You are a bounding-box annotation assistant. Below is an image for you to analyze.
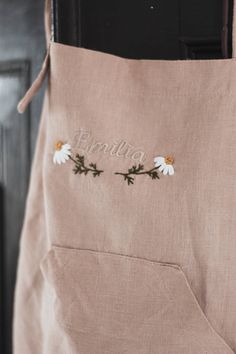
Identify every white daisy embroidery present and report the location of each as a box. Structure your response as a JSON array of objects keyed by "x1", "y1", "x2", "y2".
[
  {"x1": 154, "y1": 156, "x2": 175, "y2": 176},
  {"x1": 53, "y1": 141, "x2": 71, "y2": 165}
]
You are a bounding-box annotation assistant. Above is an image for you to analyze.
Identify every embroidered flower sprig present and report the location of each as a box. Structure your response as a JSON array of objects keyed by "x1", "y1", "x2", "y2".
[
  {"x1": 70, "y1": 154, "x2": 104, "y2": 177},
  {"x1": 53, "y1": 141, "x2": 104, "y2": 178},
  {"x1": 115, "y1": 155, "x2": 175, "y2": 185},
  {"x1": 115, "y1": 163, "x2": 160, "y2": 185}
]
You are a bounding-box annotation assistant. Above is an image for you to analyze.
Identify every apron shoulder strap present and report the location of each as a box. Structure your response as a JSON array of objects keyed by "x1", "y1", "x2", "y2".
[
  {"x1": 45, "y1": 0, "x2": 52, "y2": 48},
  {"x1": 232, "y1": 0, "x2": 236, "y2": 58},
  {"x1": 17, "y1": 0, "x2": 51, "y2": 114}
]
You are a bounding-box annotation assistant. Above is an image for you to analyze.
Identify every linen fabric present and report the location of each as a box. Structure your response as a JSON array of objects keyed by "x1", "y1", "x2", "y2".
[{"x1": 13, "y1": 3, "x2": 236, "y2": 353}]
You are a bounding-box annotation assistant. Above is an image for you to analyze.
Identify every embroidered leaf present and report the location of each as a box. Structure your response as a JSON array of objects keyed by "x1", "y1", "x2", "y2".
[
  {"x1": 93, "y1": 170, "x2": 102, "y2": 177},
  {"x1": 136, "y1": 164, "x2": 144, "y2": 172},
  {"x1": 70, "y1": 154, "x2": 104, "y2": 178},
  {"x1": 127, "y1": 176, "x2": 134, "y2": 185},
  {"x1": 128, "y1": 164, "x2": 144, "y2": 174},
  {"x1": 148, "y1": 171, "x2": 160, "y2": 180},
  {"x1": 75, "y1": 154, "x2": 84, "y2": 165},
  {"x1": 89, "y1": 163, "x2": 97, "y2": 169}
]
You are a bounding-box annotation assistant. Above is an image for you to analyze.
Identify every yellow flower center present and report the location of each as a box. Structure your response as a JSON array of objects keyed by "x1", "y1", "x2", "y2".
[
  {"x1": 55, "y1": 141, "x2": 64, "y2": 151},
  {"x1": 165, "y1": 156, "x2": 174, "y2": 165}
]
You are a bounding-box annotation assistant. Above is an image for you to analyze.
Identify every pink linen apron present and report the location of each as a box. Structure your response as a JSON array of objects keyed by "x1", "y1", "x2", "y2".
[{"x1": 13, "y1": 1, "x2": 236, "y2": 353}]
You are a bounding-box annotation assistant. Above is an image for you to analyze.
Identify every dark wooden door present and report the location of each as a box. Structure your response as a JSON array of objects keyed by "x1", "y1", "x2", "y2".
[
  {"x1": 53, "y1": 0, "x2": 233, "y2": 59},
  {"x1": 0, "y1": 1, "x2": 45, "y2": 354}
]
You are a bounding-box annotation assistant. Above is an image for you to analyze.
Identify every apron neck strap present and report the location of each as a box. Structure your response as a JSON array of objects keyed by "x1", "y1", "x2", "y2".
[
  {"x1": 44, "y1": 0, "x2": 52, "y2": 47},
  {"x1": 232, "y1": 0, "x2": 236, "y2": 57}
]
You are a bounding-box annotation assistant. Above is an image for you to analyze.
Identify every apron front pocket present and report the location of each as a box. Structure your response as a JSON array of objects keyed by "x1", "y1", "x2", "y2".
[{"x1": 40, "y1": 246, "x2": 234, "y2": 354}]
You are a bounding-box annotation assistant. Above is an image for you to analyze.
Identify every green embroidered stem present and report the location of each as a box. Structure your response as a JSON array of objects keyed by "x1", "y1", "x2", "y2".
[
  {"x1": 69, "y1": 154, "x2": 104, "y2": 177},
  {"x1": 115, "y1": 164, "x2": 160, "y2": 185}
]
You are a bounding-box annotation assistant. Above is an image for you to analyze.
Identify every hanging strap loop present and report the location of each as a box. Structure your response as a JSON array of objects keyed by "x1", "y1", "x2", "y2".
[
  {"x1": 17, "y1": 0, "x2": 52, "y2": 114},
  {"x1": 17, "y1": 47, "x2": 50, "y2": 114}
]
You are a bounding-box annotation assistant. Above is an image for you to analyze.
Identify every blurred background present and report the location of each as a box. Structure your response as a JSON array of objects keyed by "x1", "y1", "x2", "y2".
[
  {"x1": 0, "y1": 1, "x2": 45, "y2": 353},
  {"x1": 0, "y1": 0, "x2": 233, "y2": 353}
]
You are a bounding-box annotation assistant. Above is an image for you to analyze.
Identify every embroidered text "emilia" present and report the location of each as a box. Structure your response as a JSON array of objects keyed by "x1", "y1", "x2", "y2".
[{"x1": 71, "y1": 129, "x2": 146, "y2": 163}]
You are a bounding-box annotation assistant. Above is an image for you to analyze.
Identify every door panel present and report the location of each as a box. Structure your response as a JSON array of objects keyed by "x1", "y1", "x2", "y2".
[{"x1": 53, "y1": 0, "x2": 233, "y2": 59}]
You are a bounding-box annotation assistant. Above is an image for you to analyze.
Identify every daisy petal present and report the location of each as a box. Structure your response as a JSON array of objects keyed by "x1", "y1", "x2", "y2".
[
  {"x1": 168, "y1": 165, "x2": 175, "y2": 176},
  {"x1": 61, "y1": 151, "x2": 69, "y2": 159},
  {"x1": 53, "y1": 153, "x2": 57, "y2": 164},
  {"x1": 163, "y1": 166, "x2": 169, "y2": 176},
  {"x1": 54, "y1": 152, "x2": 59, "y2": 163},
  {"x1": 61, "y1": 147, "x2": 70, "y2": 154},
  {"x1": 57, "y1": 156, "x2": 62, "y2": 164},
  {"x1": 158, "y1": 164, "x2": 166, "y2": 172},
  {"x1": 62, "y1": 143, "x2": 71, "y2": 150},
  {"x1": 61, "y1": 147, "x2": 71, "y2": 155},
  {"x1": 154, "y1": 156, "x2": 165, "y2": 167},
  {"x1": 55, "y1": 152, "x2": 62, "y2": 165}
]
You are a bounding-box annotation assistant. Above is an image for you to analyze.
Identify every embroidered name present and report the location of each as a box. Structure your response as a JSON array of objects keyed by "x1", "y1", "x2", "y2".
[{"x1": 71, "y1": 129, "x2": 147, "y2": 163}]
